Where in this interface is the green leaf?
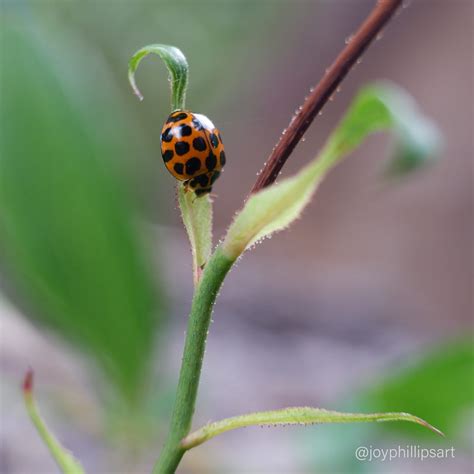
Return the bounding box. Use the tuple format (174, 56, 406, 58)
(181, 406, 443, 450)
(222, 82, 441, 259)
(0, 21, 161, 404)
(128, 43, 188, 110)
(23, 370, 85, 474)
(323, 81, 441, 176)
(222, 154, 326, 259)
(178, 185, 213, 285)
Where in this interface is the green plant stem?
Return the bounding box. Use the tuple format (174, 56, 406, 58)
(153, 247, 234, 474)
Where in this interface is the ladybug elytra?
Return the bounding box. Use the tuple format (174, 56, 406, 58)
(160, 110, 226, 196)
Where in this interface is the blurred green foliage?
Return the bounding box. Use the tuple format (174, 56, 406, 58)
(0, 17, 164, 404)
(362, 338, 473, 441)
(306, 339, 473, 473)
(25, 0, 284, 107)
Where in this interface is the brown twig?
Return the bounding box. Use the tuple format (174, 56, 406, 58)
(250, 0, 403, 195)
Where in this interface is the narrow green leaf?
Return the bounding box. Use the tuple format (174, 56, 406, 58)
(222, 82, 440, 259)
(128, 44, 188, 110)
(23, 371, 85, 474)
(178, 185, 213, 285)
(182, 406, 443, 450)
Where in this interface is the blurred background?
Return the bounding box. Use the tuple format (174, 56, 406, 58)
(0, 0, 472, 473)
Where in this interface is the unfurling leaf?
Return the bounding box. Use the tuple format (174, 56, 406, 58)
(128, 44, 188, 109)
(181, 406, 443, 450)
(23, 370, 85, 474)
(178, 185, 213, 285)
(222, 82, 441, 259)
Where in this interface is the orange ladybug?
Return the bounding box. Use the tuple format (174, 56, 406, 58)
(160, 110, 226, 196)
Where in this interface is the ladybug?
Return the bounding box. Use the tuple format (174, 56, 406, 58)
(160, 110, 226, 196)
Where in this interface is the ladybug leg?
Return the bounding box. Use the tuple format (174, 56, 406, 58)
(183, 179, 191, 193)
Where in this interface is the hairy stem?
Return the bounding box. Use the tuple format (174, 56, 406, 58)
(250, 0, 403, 194)
(153, 247, 234, 474)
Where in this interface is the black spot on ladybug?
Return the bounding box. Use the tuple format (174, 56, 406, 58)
(210, 133, 219, 148)
(192, 137, 207, 152)
(185, 157, 201, 175)
(162, 149, 174, 162)
(206, 152, 217, 171)
(167, 112, 188, 123)
(195, 188, 211, 197)
(179, 124, 193, 137)
(195, 174, 210, 187)
(210, 170, 221, 185)
(175, 141, 190, 156)
(219, 151, 226, 167)
(173, 163, 184, 175)
(161, 127, 173, 142)
(192, 118, 203, 130)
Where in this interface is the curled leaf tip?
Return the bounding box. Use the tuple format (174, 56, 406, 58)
(23, 368, 34, 395)
(128, 44, 188, 110)
(128, 70, 144, 101)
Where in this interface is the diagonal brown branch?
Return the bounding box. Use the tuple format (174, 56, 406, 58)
(250, 0, 403, 195)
